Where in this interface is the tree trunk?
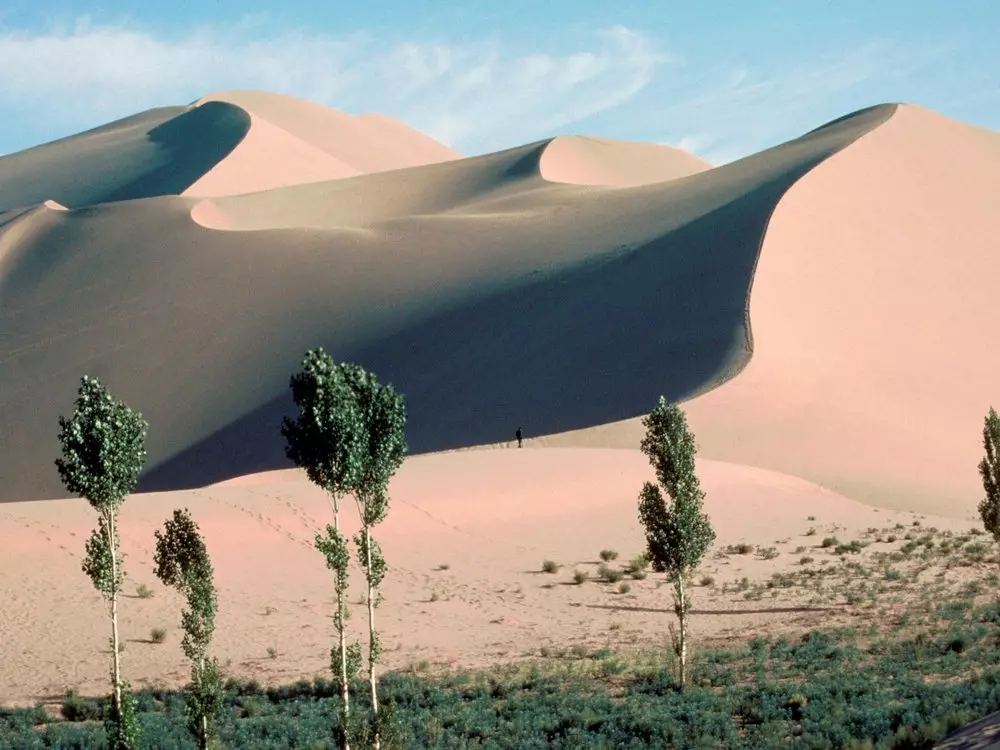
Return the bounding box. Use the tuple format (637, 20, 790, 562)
(364, 524, 380, 750)
(105, 509, 123, 712)
(331, 497, 351, 750)
(197, 656, 208, 750)
(677, 577, 687, 691)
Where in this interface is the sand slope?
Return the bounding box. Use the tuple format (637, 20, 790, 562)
(0, 101, 892, 501)
(541, 105, 1000, 517)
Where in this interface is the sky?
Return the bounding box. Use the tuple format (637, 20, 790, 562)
(0, 1, 997, 164)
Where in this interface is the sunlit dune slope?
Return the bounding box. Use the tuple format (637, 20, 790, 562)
(538, 135, 711, 186)
(0, 101, 892, 501)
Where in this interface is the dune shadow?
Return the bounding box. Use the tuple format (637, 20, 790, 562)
(104, 101, 251, 202)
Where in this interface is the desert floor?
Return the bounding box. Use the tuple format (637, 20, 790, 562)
(1, 446, 989, 709)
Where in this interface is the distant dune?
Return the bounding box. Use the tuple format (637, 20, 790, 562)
(538, 135, 711, 186)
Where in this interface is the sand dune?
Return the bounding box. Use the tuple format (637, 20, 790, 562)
(541, 105, 1000, 518)
(0, 102, 894, 501)
(538, 135, 711, 186)
(196, 90, 462, 174)
(0, 448, 962, 707)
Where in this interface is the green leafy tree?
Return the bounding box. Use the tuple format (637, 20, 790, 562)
(55, 375, 147, 749)
(154, 508, 223, 749)
(978, 407, 1000, 554)
(637, 396, 715, 690)
(281, 348, 365, 749)
(341, 365, 407, 750)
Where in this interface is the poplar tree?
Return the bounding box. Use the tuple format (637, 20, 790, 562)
(342, 365, 407, 750)
(281, 348, 365, 750)
(978, 407, 1000, 556)
(154, 508, 223, 749)
(56, 375, 147, 749)
(637, 396, 715, 690)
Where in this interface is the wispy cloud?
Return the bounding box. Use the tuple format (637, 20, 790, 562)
(0, 19, 663, 155)
(645, 38, 958, 164)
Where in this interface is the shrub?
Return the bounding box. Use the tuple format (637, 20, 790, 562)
(800, 556, 815, 565)
(835, 540, 866, 555)
(136, 584, 154, 599)
(599, 549, 619, 562)
(821, 536, 840, 548)
(618, 582, 631, 594)
(725, 543, 754, 555)
(699, 575, 715, 587)
(572, 569, 588, 585)
(757, 546, 779, 560)
(598, 563, 624, 583)
(150, 628, 167, 644)
(541, 559, 559, 574)
(805, 527, 817, 536)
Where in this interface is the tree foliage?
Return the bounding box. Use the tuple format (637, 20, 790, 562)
(638, 397, 715, 578)
(55, 375, 147, 512)
(281, 350, 366, 501)
(979, 407, 1000, 542)
(153, 508, 223, 750)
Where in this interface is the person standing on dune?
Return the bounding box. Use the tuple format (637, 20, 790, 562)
(515, 426, 523, 448)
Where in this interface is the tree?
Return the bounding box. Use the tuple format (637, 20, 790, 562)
(637, 396, 715, 690)
(978, 407, 1000, 552)
(55, 375, 147, 749)
(341, 365, 407, 750)
(154, 508, 223, 749)
(281, 348, 365, 750)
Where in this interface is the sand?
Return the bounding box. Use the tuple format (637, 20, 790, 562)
(0, 448, 973, 707)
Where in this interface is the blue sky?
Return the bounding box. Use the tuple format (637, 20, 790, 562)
(0, 1, 997, 163)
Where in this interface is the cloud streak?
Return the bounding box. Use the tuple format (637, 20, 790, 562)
(0, 19, 663, 155)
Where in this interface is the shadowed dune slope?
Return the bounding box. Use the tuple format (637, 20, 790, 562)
(540, 105, 1000, 517)
(0, 102, 893, 501)
(0, 103, 251, 210)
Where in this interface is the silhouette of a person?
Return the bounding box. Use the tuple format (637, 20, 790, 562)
(515, 426, 523, 448)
